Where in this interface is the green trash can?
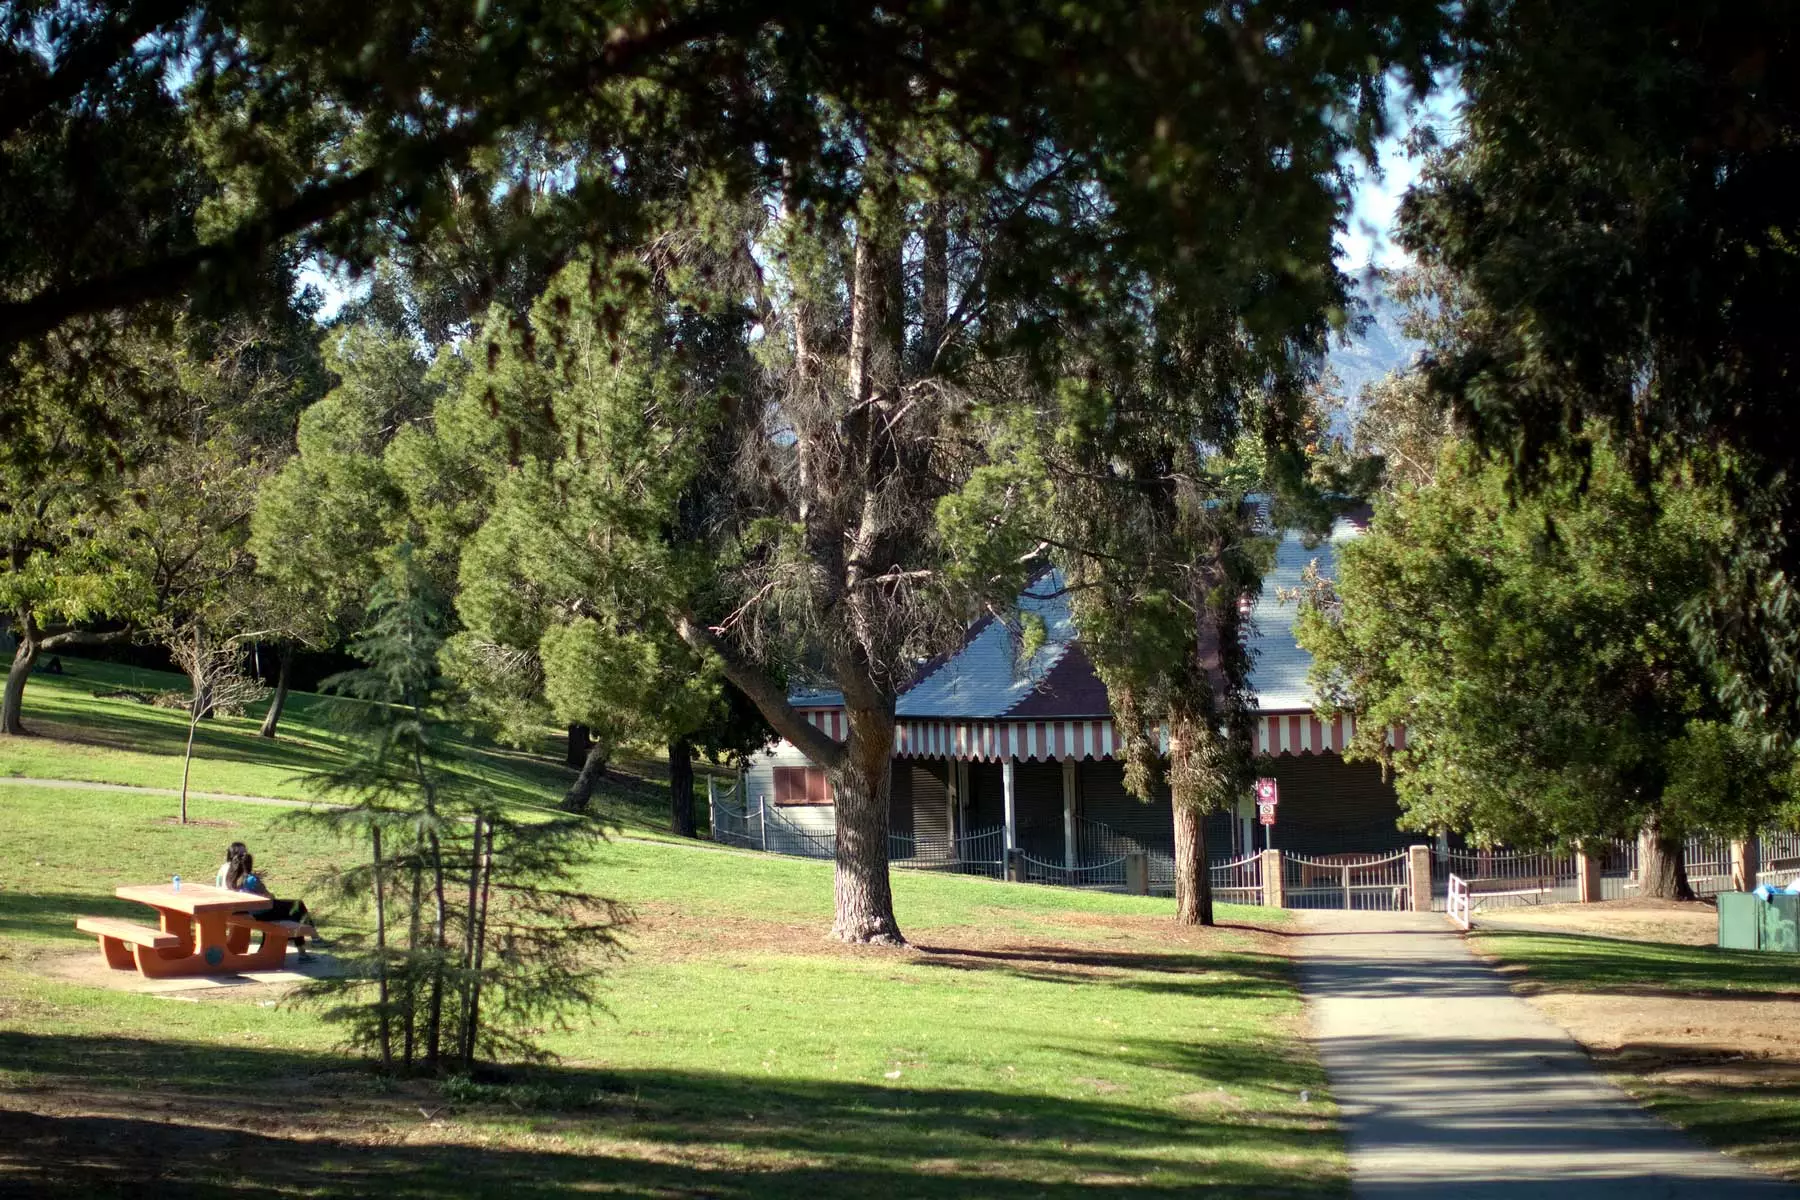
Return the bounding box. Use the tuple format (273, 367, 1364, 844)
(1762, 893, 1800, 953)
(1719, 891, 1762, 950)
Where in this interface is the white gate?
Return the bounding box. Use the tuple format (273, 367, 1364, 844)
(1282, 851, 1412, 910)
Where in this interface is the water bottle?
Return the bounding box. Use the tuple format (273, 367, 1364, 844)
(172, 874, 181, 892)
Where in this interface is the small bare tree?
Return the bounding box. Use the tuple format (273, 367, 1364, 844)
(168, 631, 268, 823)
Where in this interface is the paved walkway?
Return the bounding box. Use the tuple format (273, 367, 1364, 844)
(1295, 910, 1795, 1198)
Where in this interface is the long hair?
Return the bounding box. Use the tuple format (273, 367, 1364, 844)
(224, 842, 252, 891)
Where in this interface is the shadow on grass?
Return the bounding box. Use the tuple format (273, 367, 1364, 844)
(912, 944, 1294, 1001)
(0, 889, 126, 945)
(0, 1032, 1337, 1198)
(1476, 929, 1800, 1001)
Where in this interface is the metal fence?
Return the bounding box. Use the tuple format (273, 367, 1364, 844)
(1684, 835, 1734, 898)
(890, 826, 1008, 879)
(1015, 851, 1129, 889)
(1283, 851, 1411, 911)
(1431, 848, 1578, 911)
(1762, 831, 1800, 888)
(1211, 853, 1264, 906)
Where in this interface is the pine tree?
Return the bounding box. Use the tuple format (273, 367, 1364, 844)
(300, 548, 625, 1072)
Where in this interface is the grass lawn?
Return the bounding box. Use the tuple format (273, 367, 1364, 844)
(0, 783, 1343, 1197)
(1473, 925, 1800, 1180)
(0, 654, 699, 837)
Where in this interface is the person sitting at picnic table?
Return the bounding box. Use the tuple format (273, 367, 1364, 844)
(222, 842, 315, 961)
(214, 841, 249, 890)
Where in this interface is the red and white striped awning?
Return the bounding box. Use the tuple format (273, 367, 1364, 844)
(796, 708, 1404, 761)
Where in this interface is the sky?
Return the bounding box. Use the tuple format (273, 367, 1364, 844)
(1336, 79, 1465, 273)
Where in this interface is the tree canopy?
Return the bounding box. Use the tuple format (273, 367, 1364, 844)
(1295, 435, 1799, 894)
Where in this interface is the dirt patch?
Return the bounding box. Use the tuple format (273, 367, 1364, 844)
(36, 946, 337, 999)
(622, 903, 1287, 972)
(1478, 897, 1718, 945)
(1526, 989, 1800, 1089)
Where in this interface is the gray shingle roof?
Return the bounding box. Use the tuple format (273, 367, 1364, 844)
(1245, 517, 1361, 711)
(791, 518, 1360, 719)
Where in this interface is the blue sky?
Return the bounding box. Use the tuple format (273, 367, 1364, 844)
(1337, 79, 1463, 272)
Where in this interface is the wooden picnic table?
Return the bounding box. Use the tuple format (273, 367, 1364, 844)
(76, 883, 311, 978)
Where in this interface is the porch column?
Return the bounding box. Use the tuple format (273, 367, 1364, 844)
(1062, 759, 1078, 869)
(1002, 757, 1017, 855)
(944, 759, 959, 846)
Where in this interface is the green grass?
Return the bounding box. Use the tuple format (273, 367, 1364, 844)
(1474, 928, 1800, 1179)
(0, 783, 1343, 1197)
(0, 653, 697, 836)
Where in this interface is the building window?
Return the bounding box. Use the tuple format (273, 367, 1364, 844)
(774, 766, 833, 806)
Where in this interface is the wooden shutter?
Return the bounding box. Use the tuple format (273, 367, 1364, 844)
(774, 766, 833, 806)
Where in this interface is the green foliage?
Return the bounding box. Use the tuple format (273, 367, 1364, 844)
(1399, 0, 1800, 741)
(1297, 435, 1796, 845)
(443, 257, 747, 756)
(302, 550, 625, 1071)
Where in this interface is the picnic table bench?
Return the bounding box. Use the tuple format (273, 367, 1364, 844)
(76, 883, 309, 978)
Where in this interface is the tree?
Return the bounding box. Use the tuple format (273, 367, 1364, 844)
(0, 328, 167, 734)
(302, 550, 625, 1072)
(1295, 436, 1793, 897)
(169, 635, 268, 823)
(1397, 0, 1800, 741)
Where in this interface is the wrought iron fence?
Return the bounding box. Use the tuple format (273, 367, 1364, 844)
(1761, 831, 1800, 888)
(711, 793, 764, 851)
(1684, 835, 1733, 898)
(1211, 853, 1264, 906)
(1430, 849, 1578, 910)
(1014, 851, 1129, 889)
(1283, 851, 1411, 910)
(889, 826, 1008, 879)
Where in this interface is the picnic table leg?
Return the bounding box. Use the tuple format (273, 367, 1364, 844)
(155, 910, 195, 959)
(226, 925, 251, 954)
(98, 935, 136, 970)
(229, 919, 296, 970)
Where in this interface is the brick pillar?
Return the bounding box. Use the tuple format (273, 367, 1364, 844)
(1124, 852, 1149, 895)
(1731, 837, 1760, 893)
(1576, 846, 1602, 903)
(1408, 845, 1433, 912)
(1261, 848, 1284, 908)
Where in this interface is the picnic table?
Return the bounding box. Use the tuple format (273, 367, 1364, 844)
(76, 882, 313, 978)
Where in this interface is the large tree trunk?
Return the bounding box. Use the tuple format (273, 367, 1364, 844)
(1174, 805, 1215, 926)
(831, 710, 905, 945)
(2, 611, 38, 736)
(257, 644, 293, 738)
(561, 739, 610, 813)
(1638, 811, 1695, 900)
(566, 723, 592, 768)
(668, 737, 696, 837)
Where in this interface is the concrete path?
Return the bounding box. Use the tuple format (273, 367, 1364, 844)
(1295, 909, 1795, 1198)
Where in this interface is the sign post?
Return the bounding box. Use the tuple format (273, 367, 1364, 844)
(1255, 777, 1278, 848)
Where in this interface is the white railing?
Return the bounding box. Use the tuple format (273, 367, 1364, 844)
(1448, 873, 1472, 929)
(1211, 853, 1264, 906)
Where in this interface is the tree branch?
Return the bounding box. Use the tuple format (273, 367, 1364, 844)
(0, 0, 193, 141)
(674, 614, 845, 769)
(0, 0, 783, 346)
(38, 627, 133, 652)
